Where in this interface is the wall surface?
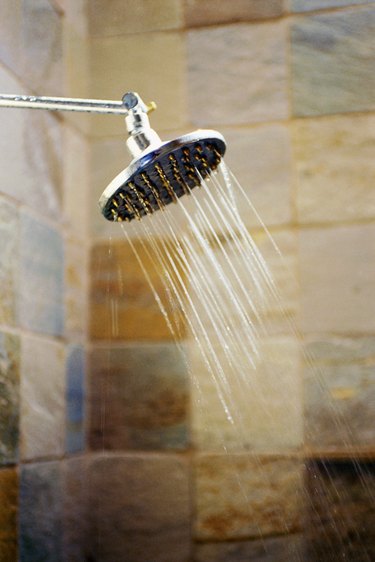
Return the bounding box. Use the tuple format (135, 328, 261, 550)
(0, 0, 374, 561)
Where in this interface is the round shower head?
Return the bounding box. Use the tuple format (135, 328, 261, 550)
(99, 130, 226, 222)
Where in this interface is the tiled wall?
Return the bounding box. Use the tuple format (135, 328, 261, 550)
(0, 1, 89, 560)
(1, 0, 374, 561)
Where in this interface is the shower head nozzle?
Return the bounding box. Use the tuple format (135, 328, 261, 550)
(98, 92, 226, 223)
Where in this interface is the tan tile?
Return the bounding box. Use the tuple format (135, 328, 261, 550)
(0, 199, 18, 326)
(184, 0, 285, 27)
(187, 22, 288, 126)
(0, 0, 22, 74)
(20, 336, 65, 460)
(65, 237, 88, 340)
(88, 0, 183, 36)
(90, 239, 187, 341)
(294, 115, 375, 224)
(299, 224, 375, 334)
(89, 32, 187, 137)
(195, 454, 303, 540)
(0, 468, 18, 561)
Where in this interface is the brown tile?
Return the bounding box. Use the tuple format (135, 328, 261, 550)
(0, 468, 18, 562)
(89, 343, 189, 450)
(184, 0, 285, 27)
(195, 454, 303, 540)
(90, 239, 187, 341)
(88, 453, 191, 562)
(305, 459, 375, 561)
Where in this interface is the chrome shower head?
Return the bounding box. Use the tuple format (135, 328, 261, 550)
(98, 92, 226, 222)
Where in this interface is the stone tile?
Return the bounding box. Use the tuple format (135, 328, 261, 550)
(88, 453, 191, 562)
(89, 343, 189, 451)
(65, 236, 88, 339)
(304, 336, 375, 450)
(63, 0, 88, 36)
(62, 457, 89, 562)
(20, 335, 65, 460)
(18, 213, 64, 337)
(0, 468, 18, 561)
(0, 333, 20, 466)
(63, 126, 89, 239)
(187, 22, 288, 127)
(293, 115, 375, 224)
(19, 462, 63, 562)
(0, 66, 63, 220)
(89, 32, 186, 137)
(291, 0, 374, 12)
(0, 198, 18, 326)
(291, 8, 375, 116)
(90, 239, 186, 341)
(190, 336, 302, 453)
(88, 0, 183, 36)
(0, 0, 22, 74)
(184, 0, 285, 27)
(299, 224, 375, 333)
(66, 345, 85, 454)
(222, 124, 292, 228)
(305, 459, 375, 561)
(194, 535, 303, 562)
(195, 454, 303, 540)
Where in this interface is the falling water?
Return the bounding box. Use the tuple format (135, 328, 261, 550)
(118, 162, 373, 559)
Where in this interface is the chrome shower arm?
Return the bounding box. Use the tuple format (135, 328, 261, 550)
(0, 92, 156, 115)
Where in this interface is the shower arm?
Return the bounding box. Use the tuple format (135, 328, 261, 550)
(0, 91, 160, 158)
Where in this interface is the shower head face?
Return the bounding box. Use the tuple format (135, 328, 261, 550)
(99, 130, 226, 222)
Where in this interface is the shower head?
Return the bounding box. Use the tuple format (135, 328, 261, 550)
(98, 92, 226, 222)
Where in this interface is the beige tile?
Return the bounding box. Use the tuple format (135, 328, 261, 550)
(293, 115, 375, 224)
(299, 224, 375, 334)
(187, 22, 288, 126)
(184, 0, 285, 27)
(88, 453, 191, 561)
(190, 336, 302, 453)
(65, 236, 88, 340)
(64, 0, 88, 36)
(223, 124, 292, 228)
(88, 0, 183, 36)
(20, 336, 65, 460)
(0, 199, 18, 326)
(89, 32, 187, 137)
(195, 454, 303, 540)
(0, 0, 22, 74)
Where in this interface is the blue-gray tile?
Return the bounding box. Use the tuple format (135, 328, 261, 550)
(291, 8, 375, 116)
(89, 344, 189, 451)
(19, 462, 63, 562)
(0, 197, 18, 325)
(18, 212, 64, 336)
(0, 332, 20, 465)
(66, 345, 86, 454)
(291, 0, 374, 12)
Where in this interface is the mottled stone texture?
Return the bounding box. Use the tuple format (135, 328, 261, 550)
(299, 224, 375, 334)
(89, 0, 182, 35)
(18, 213, 64, 336)
(88, 454, 191, 562)
(195, 455, 303, 540)
(62, 457, 90, 562)
(20, 336, 65, 460)
(187, 22, 288, 126)
(291, 8, 375, 116)
(90, 32, 186, 137)
(89, 343, 189, 450)
(0, 0, 63, 96)
(90, 239, 186, 341)
(223, 125, 292, 228)
(0, 332, 20, 465)
(184, 0, 284, 27)
(304, 336, 375, 450)
(305, 460, 375, 561)
(291, 0, 374, 12)
(0, 468, 18, 561)
(0, 199, 17, 325)
(195, 535, 303, 562)
(294, 114, 375, 223)
(19, 462, 63, 562)
(66, 345, 85, 454)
